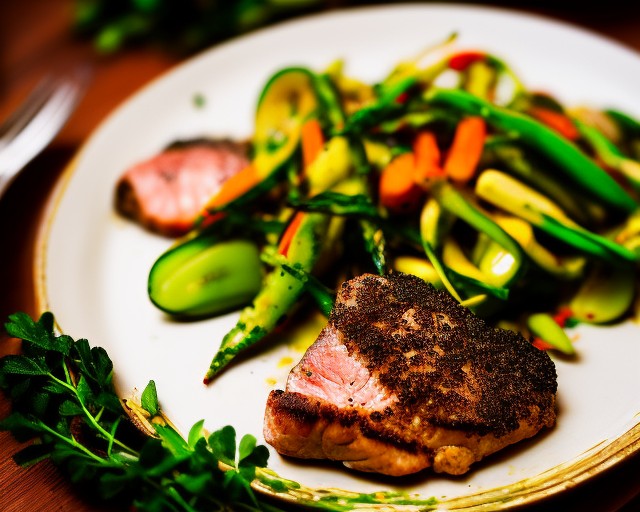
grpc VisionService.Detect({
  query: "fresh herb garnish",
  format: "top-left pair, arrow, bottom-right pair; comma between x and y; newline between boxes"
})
0,311 -> 282,511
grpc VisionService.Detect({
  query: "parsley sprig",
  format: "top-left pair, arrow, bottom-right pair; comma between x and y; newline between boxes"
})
0,312 -> 284,511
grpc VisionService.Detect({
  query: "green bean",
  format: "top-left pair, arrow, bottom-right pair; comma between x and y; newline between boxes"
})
575,118 -> 640,194
431,180 -> 525,287
281,263 -> 335,317
343,76 -> 418,134
482,139 -> 605,225
475,170 -> 638,264
419,182 -> 524,305
425,88 -> 638,213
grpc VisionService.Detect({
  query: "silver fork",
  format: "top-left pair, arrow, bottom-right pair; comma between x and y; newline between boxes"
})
0,68 -> 90,199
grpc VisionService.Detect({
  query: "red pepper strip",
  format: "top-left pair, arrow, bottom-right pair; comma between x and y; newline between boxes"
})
448,51 -> 487,71
301,118 -> 325,171
413,131 -> 445,188
379,152 -> 423,213
553,306 -> 574,327
528,106 -> 579,141
199,211 -> 225,229
532,308 -> 574,351
395,92 -> 410,104
532,337 -> 555,351
443,116 -> 487,183
278,211 -> 306,257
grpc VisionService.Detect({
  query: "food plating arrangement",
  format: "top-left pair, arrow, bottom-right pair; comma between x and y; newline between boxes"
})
4,10 -> 640,510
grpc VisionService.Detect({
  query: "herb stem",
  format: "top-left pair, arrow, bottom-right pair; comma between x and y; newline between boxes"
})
36,420 -> 111,466
47,372 -> 139,456
107,416 -> 121,457
165,486 -> 199,512
63,358 -> 73,385
2,312 -> 276,510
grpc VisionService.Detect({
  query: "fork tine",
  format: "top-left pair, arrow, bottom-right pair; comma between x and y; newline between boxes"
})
0,76 -> 59,149
0,68 -> 89,198
0,66 -> 91,147
0,82 -> 82,169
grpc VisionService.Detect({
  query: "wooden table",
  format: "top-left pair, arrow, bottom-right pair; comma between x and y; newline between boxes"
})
1,1 -> 640,510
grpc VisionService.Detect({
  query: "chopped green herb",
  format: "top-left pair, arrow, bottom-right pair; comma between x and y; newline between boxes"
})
193,93 -> 206,109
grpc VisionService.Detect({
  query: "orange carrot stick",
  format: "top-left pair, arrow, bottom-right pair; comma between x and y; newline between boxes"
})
528,106 -> 579,141
301,118 -> 325,170
379,152 -> 422,213
443,116 -> 486,183
278,211 -> 306,257
203,163 -> 261,211
413,131 -> 445,188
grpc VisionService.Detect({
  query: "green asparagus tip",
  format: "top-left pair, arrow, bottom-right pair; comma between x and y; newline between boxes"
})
203,353 -> 231,385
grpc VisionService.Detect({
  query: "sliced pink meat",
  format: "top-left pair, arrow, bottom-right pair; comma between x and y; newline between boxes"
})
115,139 -> 249,236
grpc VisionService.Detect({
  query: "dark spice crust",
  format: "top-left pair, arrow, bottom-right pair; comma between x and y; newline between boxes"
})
268,390 -> 429,456
331,272 -> 557,437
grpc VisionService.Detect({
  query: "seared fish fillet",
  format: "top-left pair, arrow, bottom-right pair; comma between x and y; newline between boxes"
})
264,272 -> 557,476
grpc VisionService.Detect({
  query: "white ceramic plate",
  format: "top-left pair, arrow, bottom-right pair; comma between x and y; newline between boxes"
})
36,4 -> 640,510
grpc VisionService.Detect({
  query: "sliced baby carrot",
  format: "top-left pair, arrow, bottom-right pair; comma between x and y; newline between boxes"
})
413,131 -> 445,187
301,118 -> 325,170
443,116 -> 486,183
379,152 -> 423,213
278,211 -> 306,257
448,51 -> 486,71
528,106 -> 579,141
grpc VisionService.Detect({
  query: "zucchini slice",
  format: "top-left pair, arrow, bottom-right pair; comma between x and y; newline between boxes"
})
253,67 -> 323,176
148,237 -> 263,318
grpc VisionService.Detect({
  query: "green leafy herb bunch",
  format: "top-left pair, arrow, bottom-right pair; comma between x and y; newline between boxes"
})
0,312 -> 283,511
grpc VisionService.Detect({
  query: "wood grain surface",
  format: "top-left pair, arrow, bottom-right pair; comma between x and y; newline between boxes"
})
1,1 -> 640,510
